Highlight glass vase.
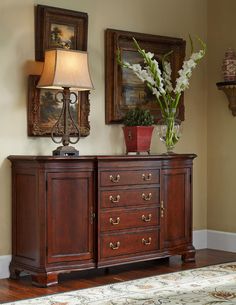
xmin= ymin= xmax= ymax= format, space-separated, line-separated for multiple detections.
xmin=157 ymin=117 xmax=182 ymax=153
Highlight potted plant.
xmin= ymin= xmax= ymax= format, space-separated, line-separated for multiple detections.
xmin=123 ymin=107 xmax=154 ymax=154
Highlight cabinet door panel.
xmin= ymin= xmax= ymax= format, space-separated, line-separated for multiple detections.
xmin=162 ymin=168 xmax=191 ymax=248
xmin=47 ymin=171 xmax=94 ymax=264
xmin=14 ymin=172 xmax=39 ymax=264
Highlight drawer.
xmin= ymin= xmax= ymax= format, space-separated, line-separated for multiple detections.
xmin=100 ymin=169 xmax=159 ymax=187
xmin=100 ymin=228 xmax=160 ymax=259
xmin=100 ymin=187 xmax=159 ymax=208
xmin=100 ymin=207 xmax=159 ymax=232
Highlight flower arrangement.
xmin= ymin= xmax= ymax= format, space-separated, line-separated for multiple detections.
xmin=118 ymin=36 xmax=206 ymax=152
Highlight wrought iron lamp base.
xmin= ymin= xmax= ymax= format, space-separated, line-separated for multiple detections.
xmin=53 ymin=145 xmax=79 ymax=157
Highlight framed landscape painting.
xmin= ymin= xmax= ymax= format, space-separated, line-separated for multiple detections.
xmin=105 ymin=28 xmax=186 ymax=124
xmin=50 ymin=23 xmax=76 ymax=49
xmin=27 ymin=75 xmax=90 ymax=137
xmin=35 ymin=5 xmax=88 ymax=61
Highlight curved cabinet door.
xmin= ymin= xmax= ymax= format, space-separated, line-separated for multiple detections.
xmin=161 ymin=167 xmax=192 ymax=249
xmin=46 ymin=171 xmax=94 ymax=264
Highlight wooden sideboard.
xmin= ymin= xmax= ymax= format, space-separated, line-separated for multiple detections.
xmin=8 ymin=154 xmax=196 ymax=287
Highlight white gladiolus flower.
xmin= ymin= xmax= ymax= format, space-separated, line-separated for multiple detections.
xmin=135 ymin=71 xmax=148 ymax=82
xmin=191 ymin=50 xmax=204 ymax=61
xmin=152 ymin=59 xmax=161 ymax=72
xmin=119 ymin=35 xmax=206 ymax=124
xmin=131 ymin=64 xmax=142 ymax=72
xmin=175 ymin=74 xmax=190 ymax=93
xmin=123 ymin=61 xmax=131 ymax=67
xmin=152 ymin=87 xmax=160 ymax=98
xmin=186 ymin=59 xmax=197 ymax=69
xmin=118 ymin=35 xmax=206 ymax=150
xmin=145 ymin=75 xmax=156 ymax=86
xmin=146 ymin=52 xmax=154 ymax=59
xmin=159 ymin=84 xmax=166 ymax=95
xmin=174 ymin=48 xmax=204 ymax=94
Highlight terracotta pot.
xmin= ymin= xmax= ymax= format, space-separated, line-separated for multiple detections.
xmin=123 ymin=126 xmax=154 ymax=154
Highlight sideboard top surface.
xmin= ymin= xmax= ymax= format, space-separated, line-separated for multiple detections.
xmin=8 ymin=154 xmax=197 ymax=162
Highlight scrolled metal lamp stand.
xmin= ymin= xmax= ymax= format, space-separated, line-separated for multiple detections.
xmin=51 ymin=87 xmax=80 ymax=156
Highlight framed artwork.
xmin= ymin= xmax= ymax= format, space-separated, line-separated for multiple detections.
xmin=105 ymin=29 xmax=186 ymax=124
xmin=27 ymin=75 xmax=90 ymax=137
xmin=35 ymin=5 xmax=88 ymax=61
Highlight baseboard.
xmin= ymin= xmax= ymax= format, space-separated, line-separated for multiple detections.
xmin=193 ymin=230 xmax=208 ymax=249
xmin=193 ymin=229 xmax=236 ymax=252
xmin=0 ymin=255 xmax=11 ymax=279
xmin=207 ymin=230 xmax=236 ymax=253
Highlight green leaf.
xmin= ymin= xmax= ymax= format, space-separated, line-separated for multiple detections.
xmin=189 ymin=34 xmax=194 ymax=54
xmin=123 ymin=107 xmax=154 ymax=126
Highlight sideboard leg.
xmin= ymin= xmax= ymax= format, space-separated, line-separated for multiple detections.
xmin=32 ymin=272 xmax=58 ymax=287
xmin=181 ymin=248 xmax=196 ymax=263
xmin=9 ymin=264 xmax=22 ymax=280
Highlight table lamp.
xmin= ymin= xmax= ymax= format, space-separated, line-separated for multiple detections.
xmin=37 ymin=48 xmax=93 ymax=156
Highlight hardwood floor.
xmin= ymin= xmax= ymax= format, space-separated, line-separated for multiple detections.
xmin=1 ymin=249 xmax=236 ymax=303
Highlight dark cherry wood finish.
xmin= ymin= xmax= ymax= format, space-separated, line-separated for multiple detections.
xmin=100 ymin=188 xmax=160 ymax=208
xmin=1 ymin=250 xmax=236 ymax=304
xmin=8 ymin=157 xmax=96 ymax=287
xmin=162 ymin=166 xmax=195 ymax=261
xmin=100 ymin=206 xmax=159 ymax=232
xmin=97 ymin=158 xmax=162 ymax=268
xmin=8 ymin=154 xmax=196 ymax=287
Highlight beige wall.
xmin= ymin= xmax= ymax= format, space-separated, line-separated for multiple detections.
xmin=207 ymin=0 xmax=236 ymax=232
xmin=0 ymin=0 xmax=207 ymax=255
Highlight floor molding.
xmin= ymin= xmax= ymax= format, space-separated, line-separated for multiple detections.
xmin=207 ymin=230 xmax=236 ymax=253
xmin=193 ymin=229 xmax=236 ymax=252
xmin=0 ymin=255 xmax=11 ymax=279
xmin=193 ymin=229 xmax=208 ymax=249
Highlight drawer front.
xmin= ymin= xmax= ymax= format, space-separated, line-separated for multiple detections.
xmin=100 ymin=188 xmax=159 ymax=208
xmin=100 ymin=229 xmax=160 ymax=259
xmin=100 ymin=169 xmax=160 ymax=187
xmin=100 ymin=207 xmax=159 ymax=232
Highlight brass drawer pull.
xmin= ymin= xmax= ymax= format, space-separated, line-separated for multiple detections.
xmin=109 ymin=241 xmax=120 ymax=250
xmin=142 ymin=193 xmax=152 ymax=201
xmin=109 ymin=174 xmax=120 ymax=183
xmin=142 ymin=237 xmax=152 ymax=245
xmin=161 ymin=200 xmax=165 ymax=218
xmin=109 ymin=194 xmax=120 ymax=203
xmin=142 ymin=214 xmax=152 ymax=222
xmin=109 ymin=217 xmax=120 ymax=225
xmin=142 ymin=173 xmax=152 ymax=181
